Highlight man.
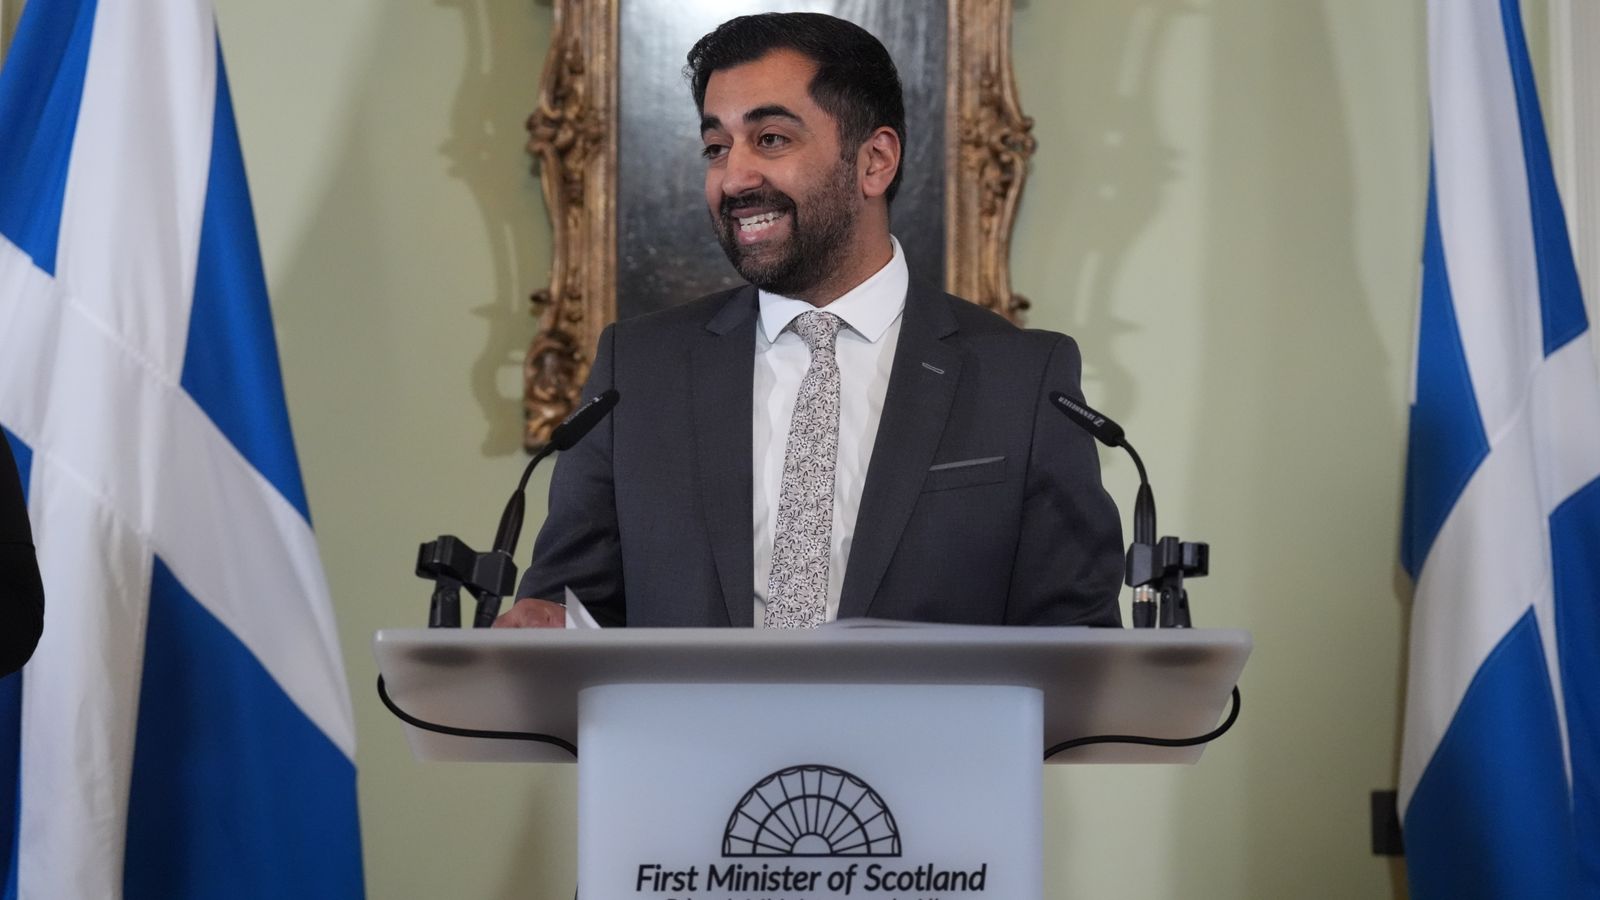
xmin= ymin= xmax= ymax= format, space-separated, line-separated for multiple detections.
xmin=497 ymin=12 xmax=1122 ymax=629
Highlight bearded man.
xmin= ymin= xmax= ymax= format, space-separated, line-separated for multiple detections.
xmin=497 ymin=12 xmax=1123 ymax=629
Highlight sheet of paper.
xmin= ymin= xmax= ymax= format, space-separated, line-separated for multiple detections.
xmin=564 ymin=587 xmax=601 ymax=629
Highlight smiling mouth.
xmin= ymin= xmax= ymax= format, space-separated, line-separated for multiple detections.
xmin=727 ymin=208 xmax=791 ymax=247
xmin=736 ymin=210 xmax=785 ymax=234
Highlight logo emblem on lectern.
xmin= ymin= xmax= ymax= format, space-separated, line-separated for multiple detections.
xmin=722 ymin=765 xmax=902 ymax=857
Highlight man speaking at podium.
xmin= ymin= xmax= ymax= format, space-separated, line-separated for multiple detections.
xmin=497 ymin=12 xmax=1122 ymax=630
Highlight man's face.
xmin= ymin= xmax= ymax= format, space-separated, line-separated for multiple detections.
xmin=699 ymin=49 xmax=863 ymax=298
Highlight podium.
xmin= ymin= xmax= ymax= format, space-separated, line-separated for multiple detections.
xmin=375 ymin=624 xmax=1249 ymax=899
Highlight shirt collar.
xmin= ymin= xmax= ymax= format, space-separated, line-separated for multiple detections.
xmin=758 ymin=235 xmax=908 ymax=344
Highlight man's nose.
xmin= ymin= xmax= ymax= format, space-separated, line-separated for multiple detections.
xmin=718 ymin=144 xmax=764 ymax=198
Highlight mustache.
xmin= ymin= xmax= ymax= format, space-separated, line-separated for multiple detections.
xmin=719 ymin=190 xmax=795 ymax=219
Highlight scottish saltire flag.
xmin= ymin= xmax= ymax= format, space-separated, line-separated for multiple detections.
xmin=1399 ymin=0 xmax=1600 ymax=896
xmin=0 ymin=1 xmax=363 ymax=897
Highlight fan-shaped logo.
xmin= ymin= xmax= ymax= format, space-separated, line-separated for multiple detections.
xmin=722 ymin=765 xmax=902 ymax=858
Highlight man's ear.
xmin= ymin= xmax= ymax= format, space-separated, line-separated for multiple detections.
xmin=859 ymin=126 xmax=902 ymax=199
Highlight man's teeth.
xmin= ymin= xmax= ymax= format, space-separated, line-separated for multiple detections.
xmin=738 ymin=211 xmax=783 ymax=232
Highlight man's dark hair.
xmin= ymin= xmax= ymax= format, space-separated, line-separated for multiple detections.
xmin=686 ymin=12 xmax=907 ymax=202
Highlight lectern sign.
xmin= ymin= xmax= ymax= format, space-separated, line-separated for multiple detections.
xmin=629 ymin=763 xmax=995 ymax=897
xmin=582 ymin=684 xmax=1039 ymax=899
xmin=722 ymin=765 xmax=901 ymax=857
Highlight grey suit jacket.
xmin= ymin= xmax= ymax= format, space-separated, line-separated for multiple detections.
xmin=518 ymin=280 xmax=1124 ymax=627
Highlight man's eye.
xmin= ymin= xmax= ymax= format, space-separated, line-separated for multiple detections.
xmin=757 ymin=133 xmax=789 ymax=148
xmin=701 ymin=144 xmax=728 ymax=161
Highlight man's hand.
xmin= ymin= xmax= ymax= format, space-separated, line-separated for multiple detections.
xmin=493 ymin=597 xmax=566 ymax=628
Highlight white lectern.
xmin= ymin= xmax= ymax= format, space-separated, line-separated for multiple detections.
xmin=374 ymin=624 xmax=1249 ymax=900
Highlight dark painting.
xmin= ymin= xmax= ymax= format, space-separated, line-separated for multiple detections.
xmin=617 ymin=0 xmax=948 ymax=319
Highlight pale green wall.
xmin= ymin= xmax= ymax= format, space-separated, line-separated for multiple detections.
xmin=217 ymin=1 xmax=1429 ymax=897
xmin=1013 ymin=1 xmax=1422 ymax=896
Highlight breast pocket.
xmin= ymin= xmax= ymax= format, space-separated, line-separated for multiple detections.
xmin=921 ymin=455 xmax=1007 ymax=492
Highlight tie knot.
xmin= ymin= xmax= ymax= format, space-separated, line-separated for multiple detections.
xmin=793 ymin=310 xmax=843 ymax=353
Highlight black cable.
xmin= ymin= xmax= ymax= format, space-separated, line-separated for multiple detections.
xmin=379 ymin=674 xmax=1234 ymax=764
xmin=1043 ymin=686 xmax=1241 ymax=760
xmin=376 ymin=675 xmax=578 ymax=758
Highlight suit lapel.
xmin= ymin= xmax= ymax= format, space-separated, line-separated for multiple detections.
xmin=838 ymin=282 xmax=961 ymax=619
xmin=690 ymin=288 xmax=759 ymax=627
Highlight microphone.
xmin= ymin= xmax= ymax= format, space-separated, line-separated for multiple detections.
xmin=1048 ymin=391 xmax=1125 ymax=447
xmin=548 ymin=389 xmax=621 ymax=452
xmin=476 ymin=389 xmax=620 ymax=627
xmin=491 ymin=389 xmax=620 ymax=562
xmin=1048 ymin=391 xmax=1163 ymax=628
xmin=416 ymin=389 xmax=620 ymax=629
xmin=1048 ymin=392 xmax=1155 ymax=546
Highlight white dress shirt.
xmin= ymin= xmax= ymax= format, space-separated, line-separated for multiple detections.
xmin=752 ymin=237 xmax=909 ymax=626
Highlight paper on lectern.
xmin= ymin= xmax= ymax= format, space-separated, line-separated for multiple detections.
xmin=564 ymin=587 xmax=601 ymax=629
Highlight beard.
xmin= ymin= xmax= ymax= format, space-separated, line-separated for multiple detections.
xmin=710 ymin=157 xmax=859 ymax=298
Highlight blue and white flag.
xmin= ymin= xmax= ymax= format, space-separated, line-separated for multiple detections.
xmin=0 ymin=1 xmax=363 ymax=896
xmin=1400 ymin=1 xmax=1600 ymax=896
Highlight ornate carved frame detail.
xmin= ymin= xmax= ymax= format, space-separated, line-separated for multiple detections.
xmin=522 ymin=0 xmax=1034 ymax=448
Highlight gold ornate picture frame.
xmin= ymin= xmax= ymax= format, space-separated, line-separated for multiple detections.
xmin=523 ymin=0 xmax=1034 ymax=448
xmin=0 ymin=0 xmax=26 ymax=65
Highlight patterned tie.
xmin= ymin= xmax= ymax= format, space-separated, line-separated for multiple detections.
xmin=763 ymin=310 xmax=844 ymax=629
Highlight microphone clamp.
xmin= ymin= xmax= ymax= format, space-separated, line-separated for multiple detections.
xmin=415 ymin=535 xmax=517 ymax=628
xmin=1126 ymin=535 xmax=1208 ymax=628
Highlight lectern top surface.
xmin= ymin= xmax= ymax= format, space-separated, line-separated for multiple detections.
xmin=374 ymin=624 xmax=1250 ymax=765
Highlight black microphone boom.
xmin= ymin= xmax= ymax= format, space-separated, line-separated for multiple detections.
xmin=1048 ymin=391 xmax=1207 ymax=628
xmin=495 ymin=389 xmax=621 ymax=559
xmin=417 ymin=389 xmax=620 ymax=629
xmin=1049 ymin=392 xmax=1155 ymax=544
